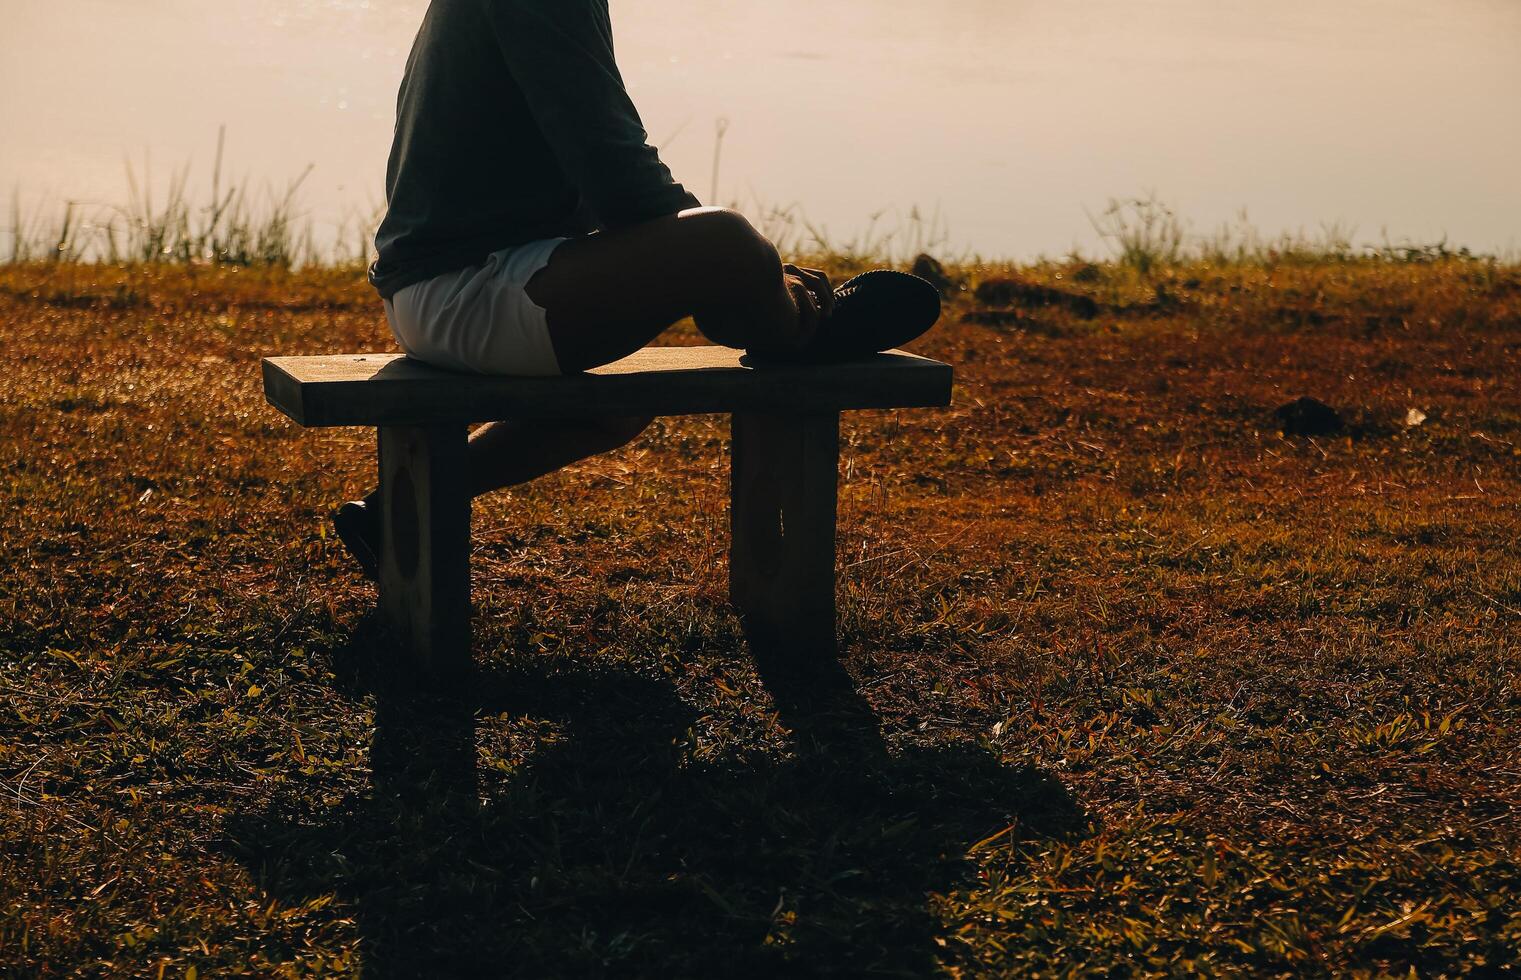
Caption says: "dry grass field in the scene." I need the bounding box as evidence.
[2,255,1519,976]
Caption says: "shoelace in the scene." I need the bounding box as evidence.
[832,270,890,306]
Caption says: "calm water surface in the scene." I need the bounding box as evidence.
[3,0,1518,258]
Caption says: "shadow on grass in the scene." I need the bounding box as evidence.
[228,619,1084,977]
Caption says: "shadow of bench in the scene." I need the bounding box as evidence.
[262,346,952,681]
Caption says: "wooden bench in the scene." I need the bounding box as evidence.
[262,346,953,680]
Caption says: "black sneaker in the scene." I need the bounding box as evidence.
[748,270,942,364]
[331,500,380,581]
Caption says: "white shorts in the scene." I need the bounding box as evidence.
[383,237,568,376]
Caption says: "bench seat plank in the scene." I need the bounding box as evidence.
[263,346,952,427]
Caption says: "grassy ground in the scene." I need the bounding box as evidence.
[1,256,1519,977]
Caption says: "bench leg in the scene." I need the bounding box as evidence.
[377,424,471,683]
[730,411,840,652]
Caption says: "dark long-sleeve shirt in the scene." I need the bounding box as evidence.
[369,0,699,299]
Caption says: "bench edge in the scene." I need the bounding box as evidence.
[261,357,308,426]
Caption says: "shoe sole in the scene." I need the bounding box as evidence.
[331,503,380,581]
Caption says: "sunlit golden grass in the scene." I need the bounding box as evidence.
[1,256,1519,975]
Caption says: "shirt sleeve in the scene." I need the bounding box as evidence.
[484,0,701,229]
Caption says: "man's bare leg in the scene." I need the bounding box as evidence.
[460,206,824,499]
[359,415,648,511]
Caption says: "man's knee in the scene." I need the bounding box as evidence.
[682,207,781,294]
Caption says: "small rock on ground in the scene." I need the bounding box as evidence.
[1274,396,1343,436]
[910,253,957,296]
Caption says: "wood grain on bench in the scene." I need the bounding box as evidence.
[262,346,952,426]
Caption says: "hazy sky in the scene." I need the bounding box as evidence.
[3,0,1518,258]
